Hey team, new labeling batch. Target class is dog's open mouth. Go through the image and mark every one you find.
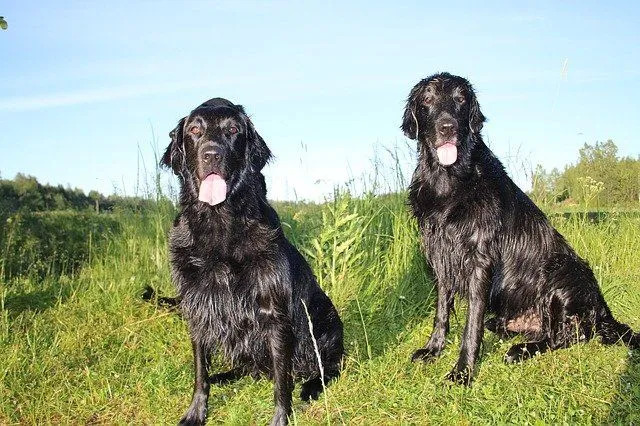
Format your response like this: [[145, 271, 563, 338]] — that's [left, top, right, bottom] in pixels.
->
[[436, 142, 458, 166], [198, 173, 227, 206]]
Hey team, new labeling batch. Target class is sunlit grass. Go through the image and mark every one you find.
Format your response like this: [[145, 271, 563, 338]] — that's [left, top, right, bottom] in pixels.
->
[[1, 186, 639, 424]]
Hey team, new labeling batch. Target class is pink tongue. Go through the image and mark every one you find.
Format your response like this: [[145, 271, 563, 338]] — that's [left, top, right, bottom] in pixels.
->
[[198, 174, 227, 206], [436, 143, 458, 166]]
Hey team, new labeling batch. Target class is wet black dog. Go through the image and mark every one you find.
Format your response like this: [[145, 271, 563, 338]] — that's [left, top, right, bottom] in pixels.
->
[[159, 98, 343, 425], [402, 73, 639, 385]]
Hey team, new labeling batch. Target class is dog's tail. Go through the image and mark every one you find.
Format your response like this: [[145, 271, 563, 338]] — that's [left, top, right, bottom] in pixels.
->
[[597, 316, 640, 349], [142, 285, 181, 309]]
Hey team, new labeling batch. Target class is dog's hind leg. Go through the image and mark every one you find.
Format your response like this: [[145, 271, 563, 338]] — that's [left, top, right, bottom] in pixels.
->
[[503, 287, 600, 364], [504, 290, 573, 364], [503, 321, 575, 363], [300, 376, 323, 402], [300, 369, 340, 402], [597, 315, 640, 348], [208, 367, 246, 385]]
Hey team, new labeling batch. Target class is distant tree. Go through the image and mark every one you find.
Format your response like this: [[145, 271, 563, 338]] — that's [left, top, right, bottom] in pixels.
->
[[0, 173, 167, 216], [530, 165, 564, 206], [13, 174, 45, 211], [52, 193, 67, 210], [560, 140, 639, 206], [532, 140, 640, 207], [0, 16, 7, 30], [88, 190, 101, 213]]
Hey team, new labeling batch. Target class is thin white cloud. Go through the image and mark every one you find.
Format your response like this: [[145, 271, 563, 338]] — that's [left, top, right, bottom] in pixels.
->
[[0, 80, 210, 112]]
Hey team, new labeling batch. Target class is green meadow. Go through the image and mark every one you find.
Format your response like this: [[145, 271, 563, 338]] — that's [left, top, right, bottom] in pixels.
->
[[1, 183, 639, 424]]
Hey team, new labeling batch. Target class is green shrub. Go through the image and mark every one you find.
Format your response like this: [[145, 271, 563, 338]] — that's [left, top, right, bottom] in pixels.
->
[[0, 211, 120, 280]]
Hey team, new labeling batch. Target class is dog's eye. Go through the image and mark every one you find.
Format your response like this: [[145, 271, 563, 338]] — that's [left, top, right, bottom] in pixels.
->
[[454, 96, 466, 104], [228, 126, 238, 135], [189, 126, 202, 137]]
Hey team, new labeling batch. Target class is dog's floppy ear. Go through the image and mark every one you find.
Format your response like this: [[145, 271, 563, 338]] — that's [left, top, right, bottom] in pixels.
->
[[401, 84, 421, 140], [240, 107, 272, 172], [468, 91, 486, 134], [160, 117, 186, 175], [250, 131, 271, 171]]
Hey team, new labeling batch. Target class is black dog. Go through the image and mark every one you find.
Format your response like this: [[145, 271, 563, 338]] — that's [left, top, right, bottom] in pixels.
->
[[160, 98, 344, 425], [402, 73, 639, 385]]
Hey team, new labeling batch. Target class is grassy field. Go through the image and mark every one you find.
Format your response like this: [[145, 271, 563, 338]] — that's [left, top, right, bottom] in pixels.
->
[[1, 192, 639, 425]]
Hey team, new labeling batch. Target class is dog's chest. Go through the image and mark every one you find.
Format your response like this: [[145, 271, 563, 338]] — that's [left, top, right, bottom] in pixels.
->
[[169, 219, 272, 366], [179, 256, 271, 365], [417, 191, 498, 281], [420, 200, 479, 243]]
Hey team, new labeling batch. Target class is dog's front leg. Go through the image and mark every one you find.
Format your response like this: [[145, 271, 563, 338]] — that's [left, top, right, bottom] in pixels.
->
[[259, 296, 294, 426], [180, 338, 211, 425], [269, 320, 294, 426], [447, 265, 491, 385], [412, 282, 454, 362]]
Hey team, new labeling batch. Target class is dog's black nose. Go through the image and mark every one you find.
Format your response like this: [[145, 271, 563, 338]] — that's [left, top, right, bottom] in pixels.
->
[[202, 148, 222, 164], [438, 122, 456, 136]]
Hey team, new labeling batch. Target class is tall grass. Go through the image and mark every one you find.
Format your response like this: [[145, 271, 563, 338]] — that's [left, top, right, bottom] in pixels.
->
[[0, 211, 121, 281], [0, 146, 639, 424]]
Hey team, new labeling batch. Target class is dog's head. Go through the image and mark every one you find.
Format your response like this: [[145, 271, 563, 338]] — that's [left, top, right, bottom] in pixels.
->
[[161, 98, 271, 206], [401, 73, 485, 167]]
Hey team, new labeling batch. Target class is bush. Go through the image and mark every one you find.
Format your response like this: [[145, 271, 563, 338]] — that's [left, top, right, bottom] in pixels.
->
[[0, 211, 120, 280], [531, 140, 640, 208]]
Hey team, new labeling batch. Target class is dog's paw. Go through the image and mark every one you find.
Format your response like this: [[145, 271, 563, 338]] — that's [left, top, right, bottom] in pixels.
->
[[484, 317, 499, 333], [179, 402, 207, 426], [300, 377, 323, 402], [446, 366, 472, 386], [411, 347, 441, 362], [504, 343, 534, 364]]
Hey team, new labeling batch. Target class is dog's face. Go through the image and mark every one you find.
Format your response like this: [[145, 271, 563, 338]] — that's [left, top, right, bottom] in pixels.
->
[[184, 106, 246, 182], [402, 73, 485, 167], [161, 98, 271, 205]]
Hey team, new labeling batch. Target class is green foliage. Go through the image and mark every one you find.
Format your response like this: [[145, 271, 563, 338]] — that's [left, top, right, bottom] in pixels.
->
[[0, 211, 120, 280], [0, 139, 639, 423], [531, 140, 640, 208], [0, 16, 7, 30], [0, 193, 638, 424], [302, 191, 368, 304], [530, 164, 564, 206], [0, 173, 169, 218]]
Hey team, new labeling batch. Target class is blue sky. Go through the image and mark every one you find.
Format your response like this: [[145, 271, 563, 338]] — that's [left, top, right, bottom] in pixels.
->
[[1, 1, 639, 201]]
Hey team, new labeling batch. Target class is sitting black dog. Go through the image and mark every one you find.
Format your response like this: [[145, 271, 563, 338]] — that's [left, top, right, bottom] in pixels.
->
[[402, 73, 639, 385], [159, 98, 344, 425]]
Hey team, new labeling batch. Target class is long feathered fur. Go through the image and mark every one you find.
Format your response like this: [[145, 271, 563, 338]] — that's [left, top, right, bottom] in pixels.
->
[[403, 73, 639, 385], [161, 98, 343, 425]]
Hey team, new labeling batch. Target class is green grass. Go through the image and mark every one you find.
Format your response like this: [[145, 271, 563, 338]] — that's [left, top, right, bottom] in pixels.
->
[[1, 194, 639, 425]]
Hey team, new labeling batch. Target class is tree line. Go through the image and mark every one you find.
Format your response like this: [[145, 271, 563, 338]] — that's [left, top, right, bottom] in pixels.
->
[[530, 140, 639, 208], [1, 140, 638, 217], [0, 173, 162, 218]]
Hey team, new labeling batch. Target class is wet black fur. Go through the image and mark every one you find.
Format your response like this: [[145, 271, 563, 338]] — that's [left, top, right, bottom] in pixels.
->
[[402, 73, 639, 385], [160, 98, 344, 425]]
